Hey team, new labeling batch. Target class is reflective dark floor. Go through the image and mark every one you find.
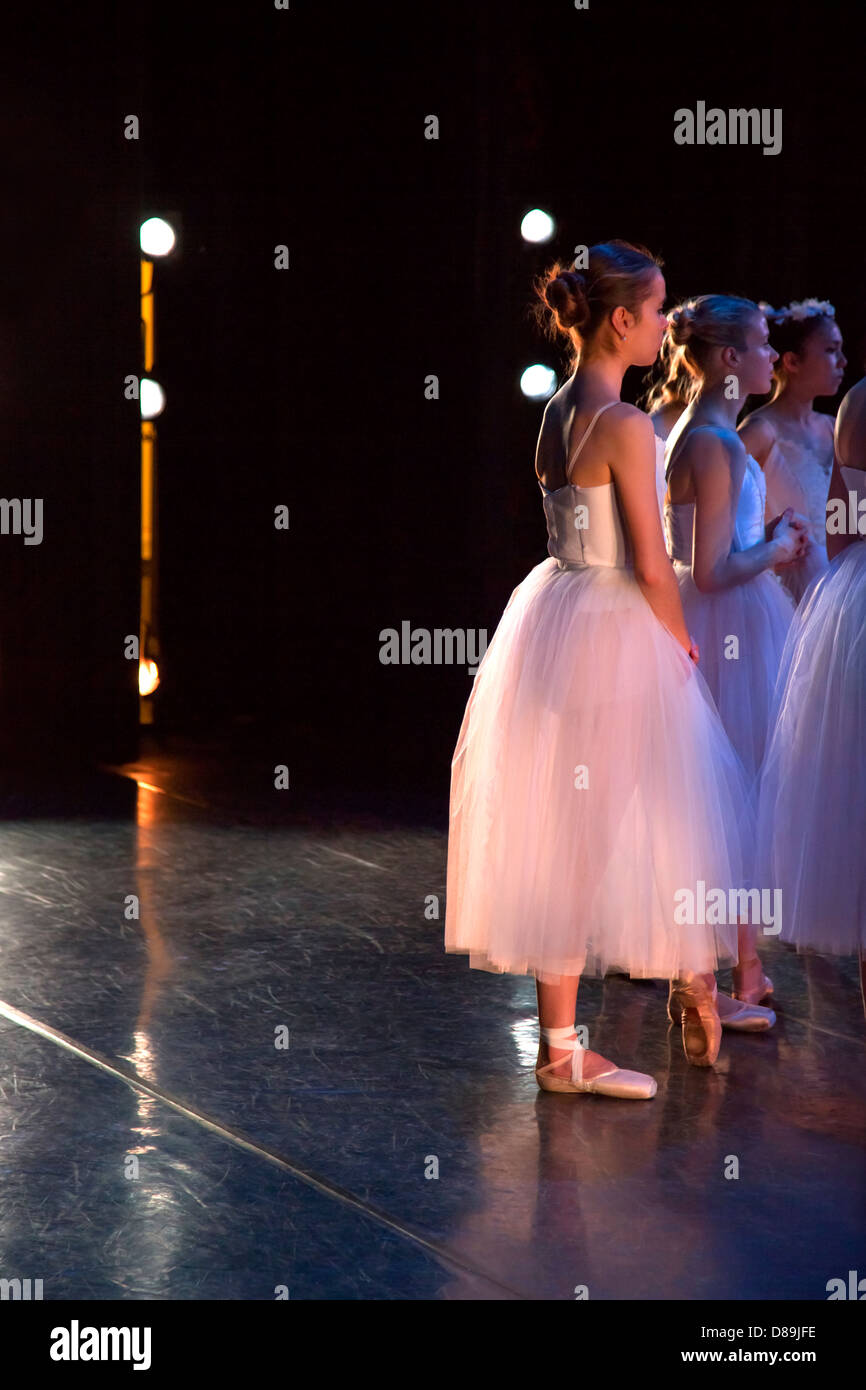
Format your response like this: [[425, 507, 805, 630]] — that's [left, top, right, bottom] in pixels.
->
[[0, 732, 863, 1300]]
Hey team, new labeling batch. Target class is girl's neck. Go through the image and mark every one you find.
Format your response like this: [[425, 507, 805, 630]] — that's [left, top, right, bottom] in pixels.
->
[[769, 386, 815, 425], [574, 349, 627, 399], [693, 379, 742, 428]]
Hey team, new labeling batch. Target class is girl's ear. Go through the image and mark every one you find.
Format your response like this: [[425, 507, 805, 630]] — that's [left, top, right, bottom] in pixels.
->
[[720, 343, 739, 369]]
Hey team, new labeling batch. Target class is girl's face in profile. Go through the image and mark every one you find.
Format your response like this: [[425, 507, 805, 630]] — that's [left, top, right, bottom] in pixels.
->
[[735, 313, 778, 396], [631, 270, 668, 367], [788, 318, 847, 398]]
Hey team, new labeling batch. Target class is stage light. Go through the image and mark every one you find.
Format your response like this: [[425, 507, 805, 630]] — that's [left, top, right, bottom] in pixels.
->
[[520, 364, 558, 399], [139, 218, 176, 257], [520, 209, 555, 243], [139, 658, 160, 696], [140, 378, 166, 419]]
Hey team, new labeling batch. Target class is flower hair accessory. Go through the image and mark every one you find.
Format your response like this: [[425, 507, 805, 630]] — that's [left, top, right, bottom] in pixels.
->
[[759, 298, 835, 323]]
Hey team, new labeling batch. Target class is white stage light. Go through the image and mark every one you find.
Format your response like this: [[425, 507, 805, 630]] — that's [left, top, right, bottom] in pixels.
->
[[520, 364, 558, 399]]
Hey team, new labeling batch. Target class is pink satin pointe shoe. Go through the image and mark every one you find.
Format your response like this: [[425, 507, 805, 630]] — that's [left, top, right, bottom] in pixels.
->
[[731, 956, 775, 1006], [670, 988, 776, 1032], [667, 975, 722, 1066], [536, 1024, 657, 1099]]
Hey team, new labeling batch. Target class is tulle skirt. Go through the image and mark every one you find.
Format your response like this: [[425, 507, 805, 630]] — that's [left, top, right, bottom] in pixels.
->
[[444, 557, 755, 984], [778, 543, 830, 607], [672, 563, 795, 784], [755, 542, 866, 952]]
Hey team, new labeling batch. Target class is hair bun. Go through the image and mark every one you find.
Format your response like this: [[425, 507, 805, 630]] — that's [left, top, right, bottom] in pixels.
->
[[668, 303, 695, 345], [545, 270, 590, 331]]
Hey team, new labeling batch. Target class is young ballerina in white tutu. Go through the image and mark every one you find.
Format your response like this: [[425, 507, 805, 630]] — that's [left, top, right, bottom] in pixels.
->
[[445, 243, 761, 1095], [757, 377, 866, 967], [663, 297, 809, 783], [739, 299, 847, 605], [539, 299, 780, 1038], [662, 296, 810, 1007]]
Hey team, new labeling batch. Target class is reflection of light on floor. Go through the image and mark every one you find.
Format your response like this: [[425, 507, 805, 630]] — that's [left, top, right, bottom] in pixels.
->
[[113, 1019, 184, 1281], [120, 1029, 157, 1084], [471, 1019, 540, 1247], [116, 1031, 161, 1152], [510, 1016, 539, 1066], [136, 783, 161, 832], [132, 784, 174, 1038], [144, 1191, 176, 1210]]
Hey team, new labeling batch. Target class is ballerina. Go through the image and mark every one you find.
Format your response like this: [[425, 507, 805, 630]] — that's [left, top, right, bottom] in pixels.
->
[[662, 295, 810, 1006], [542, 303, 776, 1036], [756, 378, 866, 980], [738, 299, 846, 605], [444, 242, 759, 1093]]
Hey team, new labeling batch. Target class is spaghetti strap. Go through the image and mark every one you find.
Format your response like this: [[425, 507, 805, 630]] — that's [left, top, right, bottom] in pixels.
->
[[665, 422, 716, 483], [566, 401, 619, 483]]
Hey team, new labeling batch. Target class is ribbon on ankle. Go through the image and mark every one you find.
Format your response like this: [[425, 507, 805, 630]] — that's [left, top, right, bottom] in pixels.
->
[[540, 1026, 585, 1083]]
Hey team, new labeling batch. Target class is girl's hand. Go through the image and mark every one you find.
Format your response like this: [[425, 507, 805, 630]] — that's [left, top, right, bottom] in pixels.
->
[[765, 509, 809, 543], [776, 530, 814, 570], [771, 507, 805, 564]]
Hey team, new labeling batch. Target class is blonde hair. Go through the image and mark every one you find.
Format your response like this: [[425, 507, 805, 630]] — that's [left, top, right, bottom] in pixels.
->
[[642, 307, 697, 409], [664, 294, 761, 385]]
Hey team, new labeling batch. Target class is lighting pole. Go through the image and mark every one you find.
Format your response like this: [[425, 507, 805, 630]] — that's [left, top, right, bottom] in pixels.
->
[[138, 217, 175, 724]]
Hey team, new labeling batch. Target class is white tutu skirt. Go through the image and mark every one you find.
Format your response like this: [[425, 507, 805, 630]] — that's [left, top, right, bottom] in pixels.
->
[[756, 542, 866, 952], [778, 543, 829, 608], [672, 563, 794, 783], [444, 558, 754, 984]]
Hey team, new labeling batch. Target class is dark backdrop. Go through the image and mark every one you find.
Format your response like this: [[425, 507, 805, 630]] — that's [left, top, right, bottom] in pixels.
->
[[2, 1, 863, 801], [0, 7, 139, 769]]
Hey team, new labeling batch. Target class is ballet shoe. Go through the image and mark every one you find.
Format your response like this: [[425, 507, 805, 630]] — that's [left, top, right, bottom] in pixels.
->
[[667, 975, 722, 1066], [732, 957, 774, 1006], [535, 1025, 657, 1099], [717, 991, 776, 1030], [669, 988, 776, 1032]]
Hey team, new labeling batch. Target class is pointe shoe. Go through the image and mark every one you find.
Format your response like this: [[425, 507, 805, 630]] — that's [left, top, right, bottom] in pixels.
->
[[732, 957, 774, 1006], [667, 976, 722, 1066], [535, 1024, 657, 1099], [669, 989, 776, 1032], [717, 992, 776, 1030]]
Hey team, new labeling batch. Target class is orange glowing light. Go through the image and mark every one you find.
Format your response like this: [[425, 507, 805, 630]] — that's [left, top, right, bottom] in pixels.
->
[[139, 659, 160, 697]]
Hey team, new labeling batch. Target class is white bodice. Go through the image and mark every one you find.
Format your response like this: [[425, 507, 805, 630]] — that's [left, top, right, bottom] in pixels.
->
[[762, 430, 834, 550], [540, 433, 667, 569], [664, 450, 767, 564]]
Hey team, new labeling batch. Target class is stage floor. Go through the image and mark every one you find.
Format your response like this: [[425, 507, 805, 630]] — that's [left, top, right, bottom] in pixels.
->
[[0, 736, 863, 1300]]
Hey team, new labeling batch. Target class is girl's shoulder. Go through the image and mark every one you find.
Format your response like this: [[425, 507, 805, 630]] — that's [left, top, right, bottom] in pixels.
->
[[810, 409, 836, 441], [597, 401, 657, 443], [679, 423, 746, 472], [737, 406, 778, 460]]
